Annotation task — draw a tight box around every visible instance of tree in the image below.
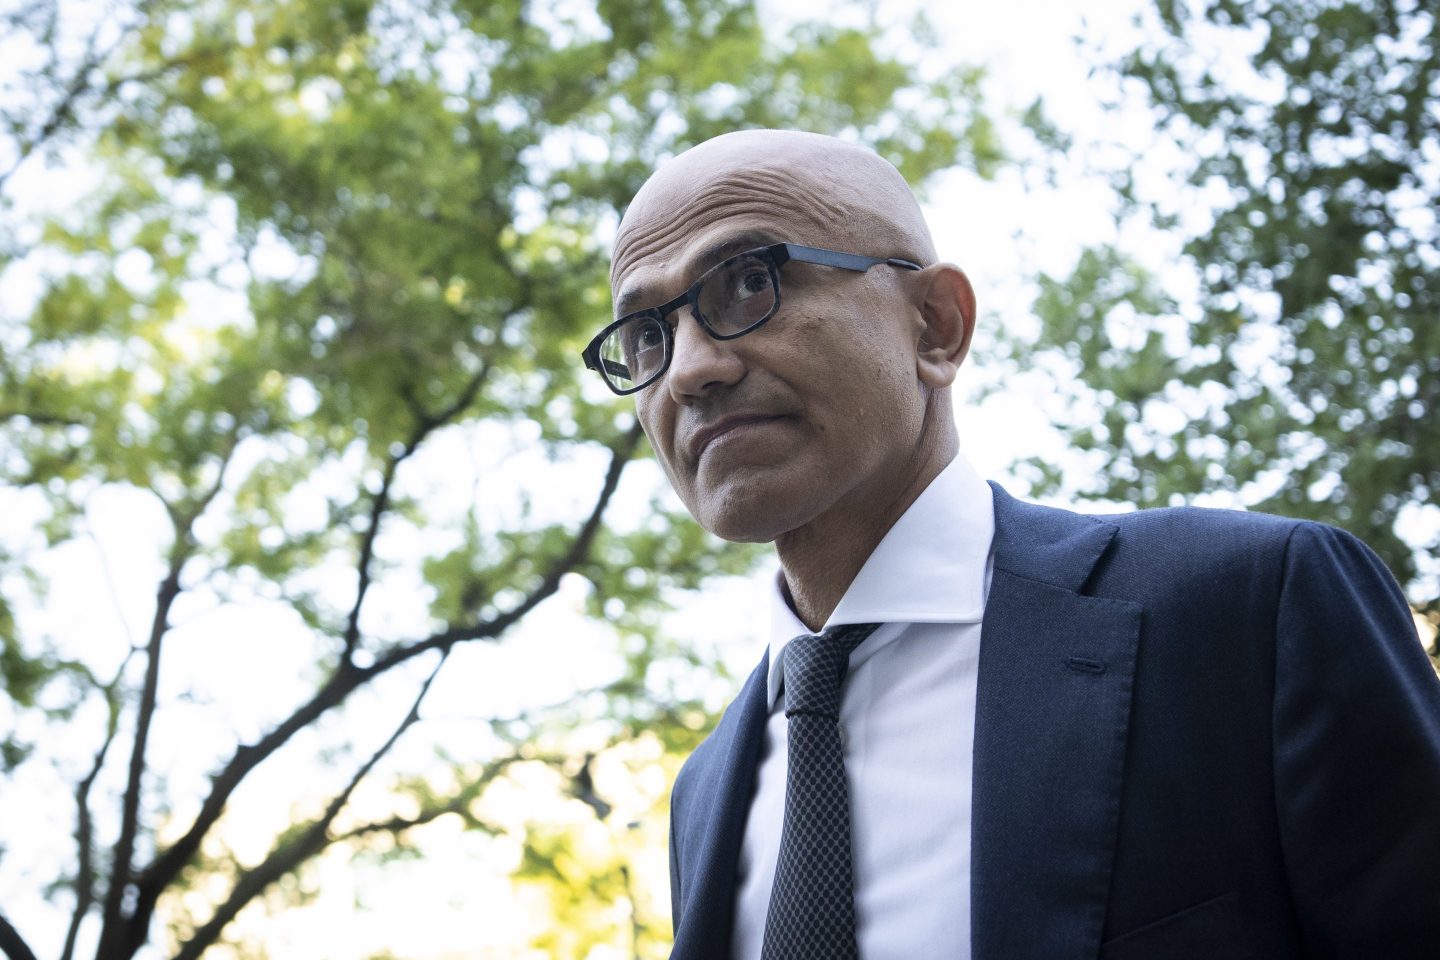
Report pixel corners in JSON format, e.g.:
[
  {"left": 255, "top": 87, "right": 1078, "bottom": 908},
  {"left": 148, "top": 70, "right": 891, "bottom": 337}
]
[
  {"left": 1020, "top": 0, "right": 1438, "bottom": 641},
  {"left": 0, "top": 0, "right": 1001, "bottom": 956}
]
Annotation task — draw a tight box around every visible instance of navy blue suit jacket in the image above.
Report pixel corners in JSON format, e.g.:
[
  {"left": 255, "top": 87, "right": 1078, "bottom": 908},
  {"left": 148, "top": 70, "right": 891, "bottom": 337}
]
[{"left": 668, "top": 485, "right": 1440, "bottom": 959}]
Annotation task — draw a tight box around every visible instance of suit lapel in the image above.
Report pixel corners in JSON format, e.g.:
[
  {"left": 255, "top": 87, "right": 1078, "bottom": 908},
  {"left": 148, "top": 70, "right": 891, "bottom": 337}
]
[
  {"left": 971, "top": 484, "right": 1142, "bottom": 960},
  {"left": 671, "top": 651, "right": 770, "bottom": 960}
]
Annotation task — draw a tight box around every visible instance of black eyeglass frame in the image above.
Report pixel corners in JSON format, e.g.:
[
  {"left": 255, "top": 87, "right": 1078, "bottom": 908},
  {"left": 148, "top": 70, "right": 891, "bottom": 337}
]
[{"left": 582, "top": 242, "right": 923, "bottom": 395}]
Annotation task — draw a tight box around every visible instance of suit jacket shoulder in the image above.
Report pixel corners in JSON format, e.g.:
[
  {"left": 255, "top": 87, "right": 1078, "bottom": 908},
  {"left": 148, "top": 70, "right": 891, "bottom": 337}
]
[{"left": 1010, "top": 494, "right": 1440, "bottom": 956}]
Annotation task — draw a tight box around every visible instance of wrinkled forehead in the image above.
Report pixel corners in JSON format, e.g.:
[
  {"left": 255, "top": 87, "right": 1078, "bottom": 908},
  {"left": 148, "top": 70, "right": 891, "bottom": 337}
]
[
  {"left": 614, "top": 171, "right": 865, "bottom": 310},
  {"left": 609, "top": 158, "right": 868, "bottom": 315}
]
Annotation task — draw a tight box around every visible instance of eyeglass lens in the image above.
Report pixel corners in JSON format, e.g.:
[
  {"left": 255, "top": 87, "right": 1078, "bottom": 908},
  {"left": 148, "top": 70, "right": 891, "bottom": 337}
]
[
  {"left": 599, "top": 316, "right": 668, "bottom": 387},
  {"left": 598, "top": 252, "right": 779, "bottom": 390},
  {"left": 698, "top": 253, "right": 776, "bottom": 335}
]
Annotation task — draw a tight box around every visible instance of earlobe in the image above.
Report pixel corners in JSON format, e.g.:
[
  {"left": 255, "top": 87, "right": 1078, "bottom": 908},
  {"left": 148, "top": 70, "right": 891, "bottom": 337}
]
[{"left": 915, "top": 264, "right": 977, "bottom": 389}]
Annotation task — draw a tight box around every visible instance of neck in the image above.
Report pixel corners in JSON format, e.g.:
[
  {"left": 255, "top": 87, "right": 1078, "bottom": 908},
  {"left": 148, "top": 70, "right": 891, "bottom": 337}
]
[{"left": 775, "top": 427, "right": 958, "bottom": 633}]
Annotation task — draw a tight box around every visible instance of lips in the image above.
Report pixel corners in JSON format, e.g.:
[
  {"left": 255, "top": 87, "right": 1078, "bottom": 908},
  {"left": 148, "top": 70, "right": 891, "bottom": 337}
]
[{"left": 688, "top": 413, "right": 784, "bottom": 459}]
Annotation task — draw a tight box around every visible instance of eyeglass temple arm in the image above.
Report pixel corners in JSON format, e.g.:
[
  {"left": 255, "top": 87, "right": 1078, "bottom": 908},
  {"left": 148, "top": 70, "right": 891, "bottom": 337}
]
[
  {"left": 581, "top": 346, "right": 632, "bottom": 380},
  {"left": 779, "top": 244, "right": 923, "bottom": 272}
]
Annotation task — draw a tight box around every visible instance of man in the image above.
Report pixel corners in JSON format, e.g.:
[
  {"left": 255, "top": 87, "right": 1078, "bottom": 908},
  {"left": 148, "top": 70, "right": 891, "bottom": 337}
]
[{"left": 583, "top": 129, "right": 1440, "bottom": 959}]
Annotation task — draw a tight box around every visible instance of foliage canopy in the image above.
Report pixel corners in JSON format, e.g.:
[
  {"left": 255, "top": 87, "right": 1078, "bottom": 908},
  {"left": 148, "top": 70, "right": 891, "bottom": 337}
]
[
  {"left": 0, "top": 0, "right": 999, "bottom": 957},
  {"left": 1022, "top": 0, "right": 1437, "bottom": 628}
]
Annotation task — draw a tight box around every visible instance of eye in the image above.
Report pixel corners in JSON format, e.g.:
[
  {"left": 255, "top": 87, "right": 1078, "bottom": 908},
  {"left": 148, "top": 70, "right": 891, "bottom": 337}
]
[
  {"left": 735, "top": 266, "right": 772, "bottom": 300},
  {"left": 619, "top": 318, "right": 666, "bottom": 363}
]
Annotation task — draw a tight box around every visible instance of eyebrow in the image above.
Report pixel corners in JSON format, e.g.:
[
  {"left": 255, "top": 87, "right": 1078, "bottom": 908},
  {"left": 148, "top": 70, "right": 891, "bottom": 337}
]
[{"left": 614, "top": 229, "right": 780, "bottom": 317}]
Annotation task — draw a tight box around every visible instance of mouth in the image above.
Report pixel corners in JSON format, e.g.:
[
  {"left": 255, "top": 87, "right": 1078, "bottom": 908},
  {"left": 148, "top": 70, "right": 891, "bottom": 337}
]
[{"left": 688, "top": 414, "right": 785, "bottom": 459}]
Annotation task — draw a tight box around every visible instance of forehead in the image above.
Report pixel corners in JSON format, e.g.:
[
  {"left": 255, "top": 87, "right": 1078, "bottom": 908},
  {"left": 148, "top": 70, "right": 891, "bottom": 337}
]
[{"left": 610, "top": 163, "right": 857, "bottom": 317}]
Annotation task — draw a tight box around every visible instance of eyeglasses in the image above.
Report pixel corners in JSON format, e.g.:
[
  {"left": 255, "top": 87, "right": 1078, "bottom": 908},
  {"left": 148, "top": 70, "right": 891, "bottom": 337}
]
[{"left": 582, "top": 242, "right": 922, "bottom": 395}]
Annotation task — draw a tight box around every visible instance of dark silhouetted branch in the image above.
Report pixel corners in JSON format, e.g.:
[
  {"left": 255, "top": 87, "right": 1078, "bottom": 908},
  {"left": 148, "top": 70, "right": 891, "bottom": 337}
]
[
  {"left": 0, "top": 409, "right": 83, "bottom": 426},
  {"left": 345, "top": 362, "right": 492, "bottom": 663},
  {"left": 0, "top": 914, "right": 38, "bottom": 960},
  {"left": 0, "top": 3, "right": 216, "bottom": 192},
  {"left": 171, "top": 651, "right": 450, "bottom": 960},
  {"left": 121, "top": 422, "right": 641, "bottom": 956},
  {"left": 423, "top": 420, "right": 644, "bottom": 649},
  {"left": 96, "top": 433, "right": 239, "bottom": 959},
  {"left": 343, "top": 451, "right": 402, "bottom": 662},
  {"left": 95, "top": 549, "right": 184, "bottom": 954},
  {"left": 62, "top": 653, "right": 132, "bottom": 960},
  {"left": 334, "top": 754, "right": 520, "bottom": 842}
]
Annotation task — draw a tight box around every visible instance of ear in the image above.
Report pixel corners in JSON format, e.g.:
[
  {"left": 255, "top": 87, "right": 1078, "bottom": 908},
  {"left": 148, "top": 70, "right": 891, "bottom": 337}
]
[{"left": 914, "top": 263, "right": 976, "bottom": 389}]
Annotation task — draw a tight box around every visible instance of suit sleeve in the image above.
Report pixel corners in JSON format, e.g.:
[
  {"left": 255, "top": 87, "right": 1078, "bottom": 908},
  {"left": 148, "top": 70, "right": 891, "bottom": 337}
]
[{"left": 1272, "top": 521, "right": 1440, "bottom": 957}]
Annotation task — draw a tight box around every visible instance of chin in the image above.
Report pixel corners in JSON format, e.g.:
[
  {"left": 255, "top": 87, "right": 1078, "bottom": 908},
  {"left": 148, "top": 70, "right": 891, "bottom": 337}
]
[
  {"left": 690, "top": 484, "right": 821, "bottom": 544},
  {"left": 703, "top": 518, "right": 783, "bottom": 544}
]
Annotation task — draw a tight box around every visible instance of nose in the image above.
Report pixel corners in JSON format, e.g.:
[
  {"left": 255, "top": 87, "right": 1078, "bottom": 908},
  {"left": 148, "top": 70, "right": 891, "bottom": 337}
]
[{"left": 665, "top": 309, "right": 745, "bottom": 402}]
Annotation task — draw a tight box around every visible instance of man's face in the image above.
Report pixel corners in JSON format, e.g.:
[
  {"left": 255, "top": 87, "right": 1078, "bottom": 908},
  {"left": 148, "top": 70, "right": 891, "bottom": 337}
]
[{"left": 610, "top": 146, "right": 933, "bottom": 544}]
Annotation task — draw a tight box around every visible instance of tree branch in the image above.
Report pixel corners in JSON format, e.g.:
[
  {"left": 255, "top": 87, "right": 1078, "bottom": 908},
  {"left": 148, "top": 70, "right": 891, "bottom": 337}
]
[
  {"left": 95, "top": 544, "right": 185, "bottom": 953},
  {"left": 0, "top": 409, "right": 84, "bottom": 427},
  {"left": 409, "top": 359, "right": 495, "bottom": 434},
  {"left": 0, "top": 3, "right": 114, "bottom": 193},
  {"left": 120, "top": 423, "right": 641, "bottom": 954},
  {"left": 96, "top": 431, "right": 240, "bottom": 958},
  {"left": 622, "top": 863, "right": 642, "bottom": 960},
  {"left": 343, "top": 450, "right": 402, "bottom": 663},
  {"left": 0, "top": 2, "right": 208, "bottom": 192},
  {"left": 423, "top": 420, "right": 644, "bottom": 648},
  {"left": 0, "top": 914, "right": 37, "bottom": 960},
  {"left": 344, "top": 362, "right": 493, "bottom": 663},
  {"left": 332, "top": 754, "right": 520, "bottom": 843},
  {"left": 123, "top": 663, "right": 372, "bottom": 954},
  {"left": 61, "top": 651, "right": 134, "bottom": 960},
  {"left": 170, "top": 651, "right": 451, "bottom": 960}
]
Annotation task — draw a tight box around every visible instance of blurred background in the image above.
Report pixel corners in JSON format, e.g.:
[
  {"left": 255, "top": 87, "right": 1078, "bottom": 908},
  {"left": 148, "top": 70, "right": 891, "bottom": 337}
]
[{"left": 0, "top": 0, "right": 1434, "bottom": 957}]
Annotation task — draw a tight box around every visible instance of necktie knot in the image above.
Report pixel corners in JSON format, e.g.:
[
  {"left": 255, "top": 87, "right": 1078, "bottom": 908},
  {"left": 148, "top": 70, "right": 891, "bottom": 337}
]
[{"left": 782, "top": 622, "right": 881, "bottom": 720}]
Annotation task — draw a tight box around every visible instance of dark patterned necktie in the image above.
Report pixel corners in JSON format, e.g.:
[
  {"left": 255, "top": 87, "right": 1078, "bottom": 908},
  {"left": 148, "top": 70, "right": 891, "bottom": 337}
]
[{"left": 761, "top": 621, "right": 882, "bottom": 960}]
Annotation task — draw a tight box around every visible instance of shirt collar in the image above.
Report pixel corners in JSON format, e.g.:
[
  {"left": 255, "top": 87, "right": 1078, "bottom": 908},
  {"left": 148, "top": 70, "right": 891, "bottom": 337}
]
[{"left": 764, "top": 451, "right": 996, "bottom": 706}]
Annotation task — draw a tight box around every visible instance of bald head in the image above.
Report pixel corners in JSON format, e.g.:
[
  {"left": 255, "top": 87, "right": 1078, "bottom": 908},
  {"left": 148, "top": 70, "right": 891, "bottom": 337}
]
[
  {"left": 611, "top": 130, "right": 937, "bottom": 296},
  {"left": 602, "top": 127, "right": 975, "bottom": 570}
]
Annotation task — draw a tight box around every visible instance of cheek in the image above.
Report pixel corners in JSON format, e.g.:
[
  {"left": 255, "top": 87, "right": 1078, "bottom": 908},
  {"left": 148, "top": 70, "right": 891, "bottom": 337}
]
[
  {"left": 786, "top": 311, "right": 914, "bottom": 404},
  {"left": 790, "top": 333, "right": 925, "bottom": 458},
  {"left": 636, "top": 398, "right": 703, "bottom": 507},
  {"left": 636, "top": 400, "right": 675, "bottom": 463}
]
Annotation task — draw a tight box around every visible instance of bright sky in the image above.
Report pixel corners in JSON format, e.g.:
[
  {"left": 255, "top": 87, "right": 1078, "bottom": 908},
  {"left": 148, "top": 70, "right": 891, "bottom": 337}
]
[{"left": 0, "top": 1, "right": 1167, "bottom": 957}]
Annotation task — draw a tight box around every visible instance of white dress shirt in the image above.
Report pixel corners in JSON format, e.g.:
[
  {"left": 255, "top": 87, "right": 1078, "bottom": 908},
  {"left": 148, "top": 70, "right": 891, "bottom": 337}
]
[{"left": 731, "top": 452, "right": 995, "bottom": 960}]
